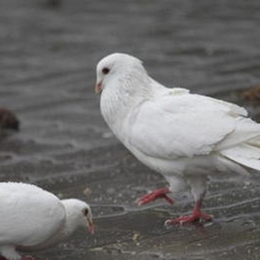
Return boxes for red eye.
[102,67,110,75]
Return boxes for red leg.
[165,200,213,225]
[136,187,174,206]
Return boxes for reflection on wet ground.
[1,0,260,259]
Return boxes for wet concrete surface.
[1,0,260,259]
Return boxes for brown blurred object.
[243,84,260,101]
[0,107,19,131]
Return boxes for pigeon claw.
[136,187,174,206]
[165,212,213,226]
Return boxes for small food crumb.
[90,246,104,252]
[83,187,92,196]
[132,232,141,243]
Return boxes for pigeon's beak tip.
[95,82,102,94]
[87,218,95,235]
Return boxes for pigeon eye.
[102,67,110,75]
[84,208,89,216]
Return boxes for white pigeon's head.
[95,53,145,94]
[61,199,94,236]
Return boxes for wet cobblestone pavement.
[1,0,260,259]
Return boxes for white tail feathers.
[221,142,260,172]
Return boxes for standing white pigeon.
[0,182,94,260]
[95,53,260,225]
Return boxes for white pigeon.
[0,182,94,260]
[95,53,260,225]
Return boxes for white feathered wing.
[126,88,260,173]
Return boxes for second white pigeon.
[0,182,94,260]
[95,53,260,225]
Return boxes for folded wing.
[129,90,260,160]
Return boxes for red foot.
[165,200,213,225]
[136,187,174,206]
[165,212,213,225]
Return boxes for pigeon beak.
[87,216,95,235]
[95,81,103,94]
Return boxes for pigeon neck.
[60,201,83,239]
[100,70,151,132]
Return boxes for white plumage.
[95,53,260,224]
[0,182,94,260]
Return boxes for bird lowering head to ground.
[0,182,94,260]
[95,53,260,225]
